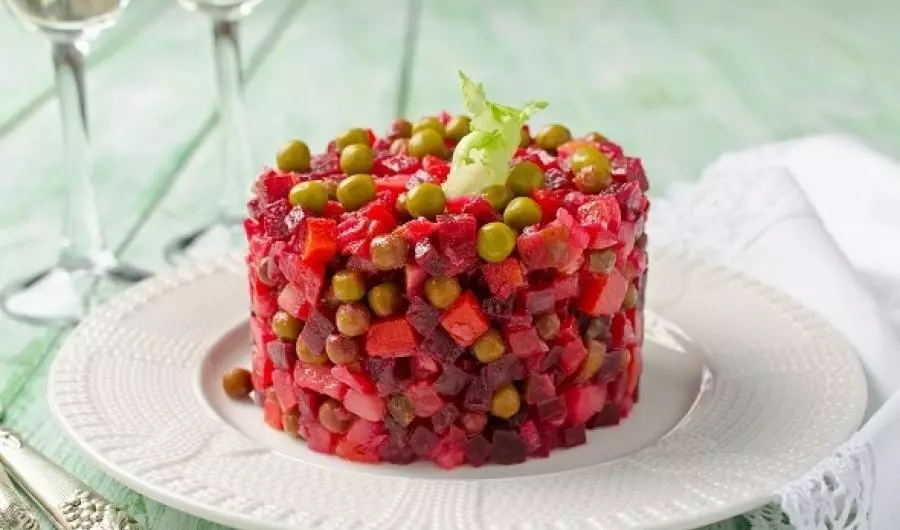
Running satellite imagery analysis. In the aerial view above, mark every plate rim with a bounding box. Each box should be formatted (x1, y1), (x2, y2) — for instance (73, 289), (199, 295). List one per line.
(47, 248), (868, 530)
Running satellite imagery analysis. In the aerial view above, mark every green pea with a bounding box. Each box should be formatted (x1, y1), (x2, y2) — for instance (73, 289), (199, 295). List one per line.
(481, 184), (513, 212)
(340, 143), (374, 175)
(272, 310), (302, 340)
(535, 124), (572, 151)
(336, 174), (376, 211)
(276, 140), (311, 173)
(570, 146), (610, 174)
(288, 181), (328, 213)
(408, 129), (447, 159)
(503, 197), (542, 231)
(331, 270), (366, 303)
(507, 161), (545, 196)
(412, 116), (446, 137)
(477, 222), (517, 263)
(406, 183), (446, 219)
(445, 116), (471, 141)
(336, 127), (370, 151)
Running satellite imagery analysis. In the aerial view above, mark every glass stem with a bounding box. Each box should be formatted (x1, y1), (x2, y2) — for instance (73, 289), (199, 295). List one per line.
(53, 40), (109, 271)
(212, 18), (251, 221)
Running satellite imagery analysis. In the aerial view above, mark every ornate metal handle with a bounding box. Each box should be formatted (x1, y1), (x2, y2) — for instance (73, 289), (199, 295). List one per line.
(0, 428), (143, 530)
(0, 467), (39, 530)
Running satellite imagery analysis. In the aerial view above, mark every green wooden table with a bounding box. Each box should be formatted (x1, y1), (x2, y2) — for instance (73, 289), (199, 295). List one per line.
(1, 0), (897, 527)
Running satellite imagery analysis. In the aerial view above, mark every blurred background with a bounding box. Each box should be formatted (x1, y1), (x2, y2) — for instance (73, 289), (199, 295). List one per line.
(0, 0), (897, 526)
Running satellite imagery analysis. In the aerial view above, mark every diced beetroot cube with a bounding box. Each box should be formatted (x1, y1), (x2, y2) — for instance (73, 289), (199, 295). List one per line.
(524, 374), (556, 404)
(249, 275), (279, 320)
(504, 311), (533, 331)
(380, 439), (416, 464)
(405, 264), (430, 301)
(435, 364), (472, 396)
(432, 403), (460, 434)
(461, 411), (487, 434)
(519, 420), (541, 454)
(414, 239), (448, 277)
(366, 317), (419, 357)
(610, 156), (648, 190)
(296, 388), (321, 422)
(421, 328), (464, 364)
(597, 349), (626, 383)
(532, 188), (562, 221)
(302, 218), (337, 264)
(279, 255), (324, 303)
(465, 434), (492, 467)
(436, 215), (478, 275)
(293, 363), (347, 401)
(588, 403), (621, 428)
(363, 357), (411, 396)
(552, 274), (579, 300)
(433, 424), (466, 469)
(463, 377), (491, 413)
(406, 168), (441, 188)
(267, 340), (296, 371)
(422, 155), (450, 182)
(535, 396), (567, 425)
(402, 218), (437, 245)
(406, 382), (444, 417)
(578, 269), (628, 316)
(577, 195), (621, 235)
(558, 338), (588, 376)
(516, 223), (570, 272)
(310, 152), (341, 177)
(277, 283), (311, 320)
(610, 312), (637, 348)
(373, 153), (421, 177)
(627, 346), (642, 395)
(263, 392), (284, 430)
(298, 307), (334, 355)
(335, 439), (381, 463)
(491, 430), (528, 465)
(440, 292), (489, 347)
(561, 425), (587, 447)
(409, 426), (440, 458)
(331, 365), (375, 394)
(346, 419), (387, 449)
(252, 350), (274, 391)
(446, 195), (500, 224)
(411, 354), (440, 379)
(375, 174), (411, 194)
(564, 384), (607, 426)
(272, 369), (298, 412)
(481, 296), (514, 320)
(337, 216), (368, 253)
(610, 181), (644, 221)
(304, 423), (336, 454)
(343, 390), (386, 421)
(503, 325), (548, 358)
(482, 354), (525, 390)
(260, 199), (293, 240)
(522, 285), (555, 314)
(406, 298), (440, 338)
(482, 258), (526, 298)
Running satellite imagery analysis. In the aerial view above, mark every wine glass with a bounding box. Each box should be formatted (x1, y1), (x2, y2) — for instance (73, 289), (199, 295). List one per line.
(1, 0), (149, 326)
(162, 0), (264, 265)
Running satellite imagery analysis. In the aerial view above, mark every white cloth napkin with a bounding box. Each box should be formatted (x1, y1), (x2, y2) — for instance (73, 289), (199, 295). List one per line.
(648, 134), (900, 530)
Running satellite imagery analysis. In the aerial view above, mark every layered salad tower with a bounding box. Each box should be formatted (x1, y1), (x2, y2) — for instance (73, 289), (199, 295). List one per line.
(232, 74), (649, 468)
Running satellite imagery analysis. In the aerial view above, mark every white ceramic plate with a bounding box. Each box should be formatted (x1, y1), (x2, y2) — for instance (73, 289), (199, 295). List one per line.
(48, 248), (867, 530)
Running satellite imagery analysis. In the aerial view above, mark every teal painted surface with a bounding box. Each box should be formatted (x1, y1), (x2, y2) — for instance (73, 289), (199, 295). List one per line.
(2, 0), (898, 527)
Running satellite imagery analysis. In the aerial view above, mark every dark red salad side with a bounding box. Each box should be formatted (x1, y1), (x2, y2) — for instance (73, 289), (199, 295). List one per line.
(233, 76), (649, 468)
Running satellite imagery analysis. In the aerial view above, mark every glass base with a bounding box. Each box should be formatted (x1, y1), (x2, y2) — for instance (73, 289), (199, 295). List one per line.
(0, 263), (151, 327)
(163, 217), (246, 266)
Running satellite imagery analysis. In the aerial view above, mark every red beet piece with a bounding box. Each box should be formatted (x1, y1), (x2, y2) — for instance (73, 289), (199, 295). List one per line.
(296, 388), (321, 422)
(461, 411), (487, 434)
(402, 219), (437, 245)
(482, 354), (525, 391)
(414, 239), (448, 277)
(432, 403), (460, 434)
(481, 258), (526, 298)
(578, 269), (628, 317)
(610, 312), (637, 348)
(436, 214), (478, 275)
(463, 376), (491, 413)
(343, 389), (386, 421)
(440, 291), (489, 347)
(552, 274), (579, 301)
(261, 199), (293, 240)
(257, 169), (294, 203)
(595, 349), (625, 383)
(558, 338), (588, 376)
(409, 426), (440, 458)
(331, 365), (375, 394)
(561, 425), (587, 447)
(298, 306), (334, 355)
(271, 370), (297, 412)
(263, 390), (284, 430)
(535, 396), (567, 425)
(564, 384), (607, 426)
(577, 195), (621, 238)
(251, 350), (273, 392)
(522, 284), (555, 314)
(411, 354), (440, 379)
(491, 430), (528, 465)
(406, 298), (440, 337)
(524, 374), (556, 404)
(434, 363), (472, 396)
(516, 222), (569, 272)
(380, 438), (416, 465)
(519, 420), (541, 454)
(363, 357), (411, 396)
(406, 382), (444, 417)
(503, 325), (548, 358)
(293, 363), (347, 401)
(588, 403), (621, 428)
(366, 317), (418, 357)
(420, 328), (464, 364)
(277, 283), (311, 320)
(279, 254), (324, 303)
(465, 434), (492, 467)
(250, 275), (279, 320)
(266, 339), (297, 371)
(373, 153), (421, 177)
(302, 217), (337, 264)
(304, 423), (337, 454)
